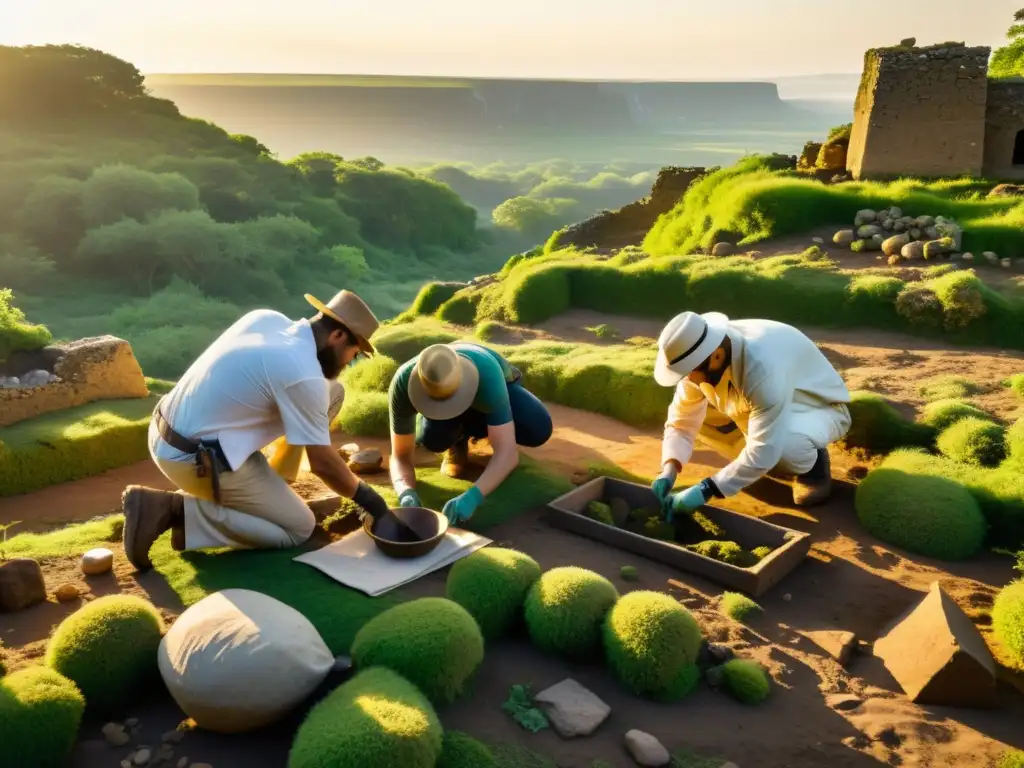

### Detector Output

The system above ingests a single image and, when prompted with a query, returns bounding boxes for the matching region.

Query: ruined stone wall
[983,80,1024,180]
[0,336,149,427]
[847,44,989,180]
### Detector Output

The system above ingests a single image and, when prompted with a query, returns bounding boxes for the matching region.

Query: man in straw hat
[387,342,553,524]
[650,311,851,519]
[120,289,392,571]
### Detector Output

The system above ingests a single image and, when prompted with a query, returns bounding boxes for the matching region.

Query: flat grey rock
[534,678,610,738]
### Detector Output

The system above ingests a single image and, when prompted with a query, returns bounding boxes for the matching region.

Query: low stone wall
[983,80,1024,181]
[0,336,149,428]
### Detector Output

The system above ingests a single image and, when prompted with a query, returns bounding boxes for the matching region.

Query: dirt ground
[2,320,1024,768]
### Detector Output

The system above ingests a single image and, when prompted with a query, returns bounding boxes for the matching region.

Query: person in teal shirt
[388,342,553,524]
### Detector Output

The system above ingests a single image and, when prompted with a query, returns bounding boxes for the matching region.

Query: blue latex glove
[398,489,422,508]
[665,483,708,522]
[651,464,679,507]
[442,486,484,525]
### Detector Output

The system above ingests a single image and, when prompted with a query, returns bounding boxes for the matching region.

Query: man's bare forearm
[389,432,418,495]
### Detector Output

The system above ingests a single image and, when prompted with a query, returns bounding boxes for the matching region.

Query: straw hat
[408,344,480,420]
[654,311,729,387]
[304,290,379,355]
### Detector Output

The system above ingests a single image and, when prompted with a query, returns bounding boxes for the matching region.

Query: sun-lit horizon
[2,0,1021,81]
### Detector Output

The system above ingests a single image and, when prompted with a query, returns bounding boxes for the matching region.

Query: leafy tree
[0,235,56,292]
[287,152,345,196]
[492,196,579,239]
[20,175,87,258]
[230,133,272,158]
[991,9,1024,78]
[81,164,201,228]
[350,156,384,171]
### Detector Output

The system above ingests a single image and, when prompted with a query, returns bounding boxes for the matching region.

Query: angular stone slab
[534,678,610,738]
[874,581,997,708]
[801,629,858,666]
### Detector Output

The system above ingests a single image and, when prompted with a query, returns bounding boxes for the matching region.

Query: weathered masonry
[847,42,1024,180]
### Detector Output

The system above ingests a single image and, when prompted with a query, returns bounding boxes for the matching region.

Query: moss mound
[351,597,484,704]
[920,398,994,432]
[855,464,986,560]
[341,354,399,393]
[602,591,703,700]
[721,592,762,623]
[843,391,935,453]
[287,666,442,768]
[993,580,1024,667]
[44,594,164,712]
[445,547,542,641]
[937,417,1007,467]
[0,666,85,768]
[720,659,771,704]
[919,375,981,402]
[1006,374,1024,400]
[437,731,498,768]
[524,567,619,659]
[687,540,758,567]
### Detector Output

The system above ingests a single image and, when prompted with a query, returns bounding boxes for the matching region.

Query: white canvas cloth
[294,527,492,596]
[157,589,334,734]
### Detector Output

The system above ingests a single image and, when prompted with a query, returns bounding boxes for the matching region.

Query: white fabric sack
[158,588,334,733]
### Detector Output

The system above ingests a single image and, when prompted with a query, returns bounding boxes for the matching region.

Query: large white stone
[534,678,610,738]
[81,548,114,575]
[624,730,671,767]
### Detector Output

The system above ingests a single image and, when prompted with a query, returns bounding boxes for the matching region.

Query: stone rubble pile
[0,368,60,389]
[831,208,986,266]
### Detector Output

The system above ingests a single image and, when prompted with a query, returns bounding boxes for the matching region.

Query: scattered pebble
[125,718,139,728]
[176,759,189,768]
[624,729,671,767]
[81,547,114,576]
[102,722,130,747]
[133,747,152,766]
[163,730,184,744]
[121,761,132,768]
[534,678,611,738]
[783,593,792,602]
[55,583,81,603]
[191,764,213,768]
[812,237,824,244]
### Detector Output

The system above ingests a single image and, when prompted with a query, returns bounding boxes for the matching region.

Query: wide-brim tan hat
[408,344,480,421]
[305,290,379,356]
[654,311,729,387]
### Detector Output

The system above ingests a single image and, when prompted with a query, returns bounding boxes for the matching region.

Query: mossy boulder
[351,597,483,705]
[524,567,619,659]
[44,594,164,712]
[0,666,85,768]
[287,667,442,768]
[719,659,771,704]
[603,591,703,700]
[437,731,498,768]
[993,580,1024,667]
[445,547,542,641]
[855,466,986,560]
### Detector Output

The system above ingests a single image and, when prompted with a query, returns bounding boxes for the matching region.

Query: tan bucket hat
[304,290,379,356]
[408,344,480,420]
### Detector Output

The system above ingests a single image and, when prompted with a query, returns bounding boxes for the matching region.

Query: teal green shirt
[389,343,517,434]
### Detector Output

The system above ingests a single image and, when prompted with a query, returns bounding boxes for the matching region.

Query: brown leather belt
[153,397,226,504]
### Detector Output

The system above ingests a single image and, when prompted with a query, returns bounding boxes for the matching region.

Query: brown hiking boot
[121,486,184,571]
[440,437,470,479]
[792,449,832,507]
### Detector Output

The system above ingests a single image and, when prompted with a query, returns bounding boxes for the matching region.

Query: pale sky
[1,1,1018,79]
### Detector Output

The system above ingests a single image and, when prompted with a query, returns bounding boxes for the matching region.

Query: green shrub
[854,463,987,560]
[1005,374,1024,400]
[335,391,389,437]
[287,666,442,768]
[437,731,498,768]
[350,597,484,704]
[445,547,542,641]
[524,567,619,659]
[602,591,703,700]
[842,391,936,453]
[721,592,762,623]
[919,376,981,402]
[920,398,994,431]
[341,354,399,393]
[44,595,164,712]
[719,659,771,705]
[937,417,1007,467]
[992,580,1024,667]
[687,540,758,567]
[0,666,85,768]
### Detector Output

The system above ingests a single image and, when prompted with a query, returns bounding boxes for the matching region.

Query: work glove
[353,481,390,521]
[442,486,484,526]
[651,463,679,507]
[665,483,708,523]
[398,489,422,508]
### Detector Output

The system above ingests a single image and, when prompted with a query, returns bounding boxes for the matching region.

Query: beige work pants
[149,381,345,551]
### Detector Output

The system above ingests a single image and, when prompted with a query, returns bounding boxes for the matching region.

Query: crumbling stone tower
[847,43,991,180]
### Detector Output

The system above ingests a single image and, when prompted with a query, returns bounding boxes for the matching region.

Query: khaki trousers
[149,381,345,551]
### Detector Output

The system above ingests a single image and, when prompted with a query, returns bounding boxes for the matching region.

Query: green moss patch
[687,540,758,568]
[999,749,1024,768]
[341,354,398,393]
[44,595,164,713]
[438,731,498,768]
[842,391,935,454]
[1005,374,1024,400]
[719,659,771,705]
[334,390,390,438]
[445,547,541,641]
[919,376,981,402]
[0,666,85,768]
[524,567,619,659]
[993,580,1024,667]
[287,667,442,768]
[721,592,763,623]
[937,417,1007,467]
[602,590,703,700]
[920,398,995,432]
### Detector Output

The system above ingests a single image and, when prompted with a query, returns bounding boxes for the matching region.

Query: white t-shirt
[152,309,332,471]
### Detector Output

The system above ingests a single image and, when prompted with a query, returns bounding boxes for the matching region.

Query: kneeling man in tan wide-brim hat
[387,342,553,525]
[120,289,392,572]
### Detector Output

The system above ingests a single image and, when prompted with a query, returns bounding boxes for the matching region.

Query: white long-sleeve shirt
[661,319,850,497]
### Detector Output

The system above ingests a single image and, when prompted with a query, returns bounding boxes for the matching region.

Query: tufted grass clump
[0,666,85,768]
[44,594,164,713]
[842,391,935,453]
[920,398,995,432]
[720,592,763,624]
[919,376,981,402]
[445,548,542,641]
[341,354,399,393]
[287,666,442,768]
[719,659,771,705]
[524,567,619,659]
[993,580,1024,667]
[437,731,498,768]
[1005,374,1024,400]
[854,462,986,560]
[687,540,758,568]
[937,417,1007,467]
[351,597,484,705]
[602,591,703,701]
